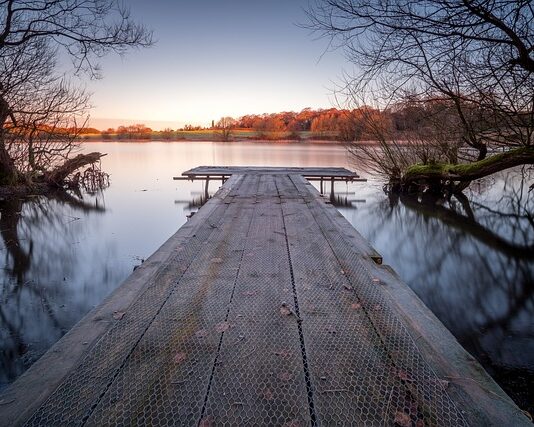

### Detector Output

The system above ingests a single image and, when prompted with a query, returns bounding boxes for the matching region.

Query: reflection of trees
[391,183,534,340]
[0,190,106,386]
[398,194,534,260]
[1,191,105,284]
[352,169,534,412]
[0,191,106,285]
[0,198,32,284]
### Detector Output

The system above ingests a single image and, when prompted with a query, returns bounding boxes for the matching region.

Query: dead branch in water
[44,152,107,188]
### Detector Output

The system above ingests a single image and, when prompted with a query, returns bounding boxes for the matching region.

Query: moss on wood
[403,146,534,184]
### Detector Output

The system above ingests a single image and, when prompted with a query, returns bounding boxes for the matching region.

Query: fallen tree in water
[343,99,534,196]
[394,146,534,194]
[0,154,109,196]
[44,152,107,188]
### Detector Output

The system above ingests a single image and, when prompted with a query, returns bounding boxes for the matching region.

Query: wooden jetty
[174,166,367,199]
[0,167,529,426]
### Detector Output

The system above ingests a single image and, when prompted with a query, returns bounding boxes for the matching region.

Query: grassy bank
[78,129,344,143]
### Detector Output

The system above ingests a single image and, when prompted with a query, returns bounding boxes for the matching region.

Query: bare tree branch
[0,1,152,189]
[307,0,534,194]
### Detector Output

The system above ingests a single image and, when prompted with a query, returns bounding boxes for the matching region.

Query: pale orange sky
[84,0,348,131]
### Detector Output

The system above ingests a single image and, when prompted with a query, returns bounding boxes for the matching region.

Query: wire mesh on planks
[23,172,468,427]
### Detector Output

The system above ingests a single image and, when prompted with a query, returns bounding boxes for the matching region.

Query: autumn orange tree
[116,124,153,140]
[216,117,237,142]
[235,108,369,140]
[0,1,152,189]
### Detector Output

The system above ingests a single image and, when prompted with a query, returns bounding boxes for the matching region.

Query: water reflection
[328,193,365,208]
[174,193,211,210]
[0,142,531,415]
[340,168,534,413]
[394,192,534,261]
[0,191,123,387]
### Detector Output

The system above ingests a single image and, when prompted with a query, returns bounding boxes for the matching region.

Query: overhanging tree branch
[307,0,534,195]
[0,1,152,190]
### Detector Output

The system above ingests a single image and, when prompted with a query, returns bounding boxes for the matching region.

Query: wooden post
[330,177,334,198]
[204,176,210,199]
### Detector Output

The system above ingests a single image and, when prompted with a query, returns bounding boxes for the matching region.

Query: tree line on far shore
[86,104,454,142]
[94,108,374,142]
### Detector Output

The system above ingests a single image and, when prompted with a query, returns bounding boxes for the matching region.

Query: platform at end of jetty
[0,167,529,426]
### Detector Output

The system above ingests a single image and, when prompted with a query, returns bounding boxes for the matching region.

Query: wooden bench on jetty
[0,167,529,426]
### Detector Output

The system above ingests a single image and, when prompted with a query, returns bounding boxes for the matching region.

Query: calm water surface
[0,141,532,414]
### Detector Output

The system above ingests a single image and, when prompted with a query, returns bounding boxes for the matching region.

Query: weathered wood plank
[289,174,532,427]
[288,174,474,426]
[85,175,261,425]
[0,173,246,427]
[201,174,311,426]
[276,174,408,425]
[21,176,252,426]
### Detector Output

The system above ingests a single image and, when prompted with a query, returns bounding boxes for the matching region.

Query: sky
[85,0,349,130]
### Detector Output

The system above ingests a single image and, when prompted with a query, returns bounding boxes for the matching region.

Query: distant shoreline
[76,129,357,144]
[79,138,351,145]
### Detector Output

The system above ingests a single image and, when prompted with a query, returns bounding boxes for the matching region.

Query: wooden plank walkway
[0,168,529,426]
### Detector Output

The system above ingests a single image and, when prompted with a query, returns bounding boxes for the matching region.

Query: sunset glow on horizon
[85,0,348,130]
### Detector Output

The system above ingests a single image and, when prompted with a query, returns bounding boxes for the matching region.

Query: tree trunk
[44,152,106,187]
[0,143,18,185]
[477,144,487,161]
[0,95,19,185]
[401,146,534,193]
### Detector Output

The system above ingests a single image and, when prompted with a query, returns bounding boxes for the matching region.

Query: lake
[0,141,532,414]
